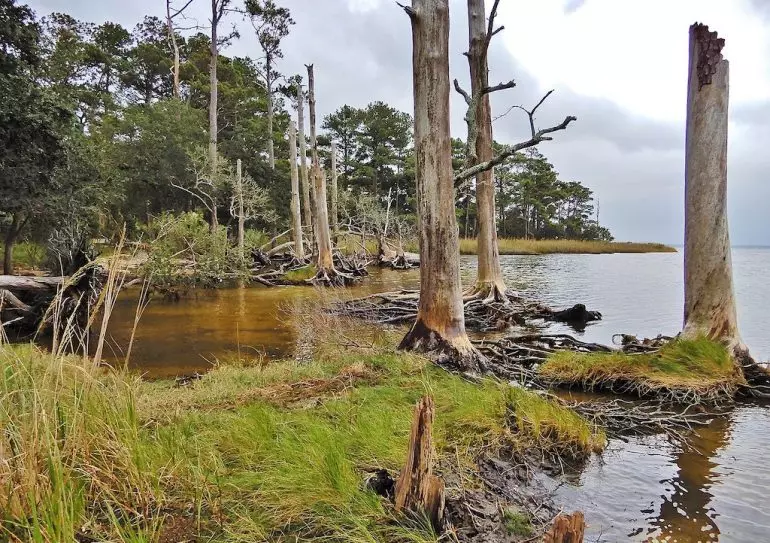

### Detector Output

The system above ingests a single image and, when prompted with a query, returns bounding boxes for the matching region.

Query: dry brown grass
[459,238,676,255]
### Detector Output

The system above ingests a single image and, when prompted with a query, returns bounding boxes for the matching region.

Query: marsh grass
[2,296,604,542]
[282,264,317,283]
[459,238,676,255]
[540,337,743,401]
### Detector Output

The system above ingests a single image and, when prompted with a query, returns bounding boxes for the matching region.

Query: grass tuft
[282,264,317,283]
[539,337,743,401]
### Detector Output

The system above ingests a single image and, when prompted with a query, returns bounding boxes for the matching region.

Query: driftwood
[0,267,105,341]
[395,396,445,531]
[543,511,585,543]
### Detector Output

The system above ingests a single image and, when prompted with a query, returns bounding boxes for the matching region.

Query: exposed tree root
[734,346,770,399]
[307,266,351,287]
[334,290,601,333]
[463,281,509,305]
[399,318,487,373]
[332,252,370,277]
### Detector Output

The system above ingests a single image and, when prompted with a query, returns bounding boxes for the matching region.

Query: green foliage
[141,211,235,287]
[503,509,533,537]
[283,264,317,283]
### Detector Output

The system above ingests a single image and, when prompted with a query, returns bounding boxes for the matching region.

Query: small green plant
[283,264,317,283]
[503,509,533,537]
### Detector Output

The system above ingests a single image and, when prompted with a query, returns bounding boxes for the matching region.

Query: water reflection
[649,416,732,541]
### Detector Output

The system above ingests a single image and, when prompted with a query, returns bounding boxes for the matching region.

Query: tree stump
[544,511,585,543]
[394,395,445,530]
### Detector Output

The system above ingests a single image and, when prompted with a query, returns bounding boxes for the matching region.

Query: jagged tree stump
[394,395,445,530]
[544,511,585,543]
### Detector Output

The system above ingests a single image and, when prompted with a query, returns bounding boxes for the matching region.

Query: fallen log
[0,275,67,291]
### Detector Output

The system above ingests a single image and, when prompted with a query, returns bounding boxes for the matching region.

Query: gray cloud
[27,0,770,245]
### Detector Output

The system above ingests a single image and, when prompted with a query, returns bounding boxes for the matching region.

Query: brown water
[107,250,770,542]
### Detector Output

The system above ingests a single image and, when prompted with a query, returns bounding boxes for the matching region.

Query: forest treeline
[0,0,610,274]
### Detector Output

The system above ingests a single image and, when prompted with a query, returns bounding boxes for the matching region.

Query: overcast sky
[26,0,770,244]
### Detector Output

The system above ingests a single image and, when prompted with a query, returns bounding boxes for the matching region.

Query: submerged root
[334,290,600,333]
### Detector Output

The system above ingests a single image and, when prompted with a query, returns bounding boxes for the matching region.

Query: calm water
[107,247,770,542]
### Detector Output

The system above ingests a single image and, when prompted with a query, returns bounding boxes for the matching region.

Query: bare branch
[169,0,195,19]
[483,79,515,94]
[483,0,502,52]
[453,79,471,105]
[396,1,416,18]
[454,114,577,184]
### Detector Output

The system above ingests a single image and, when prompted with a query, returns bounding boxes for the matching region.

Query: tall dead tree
[288,120,305,259]
[454,0,575,303]
[208,0,232,229]
[306,64,339,283]
[297,83,313,234]
[236,158,245,261]
[331,141,339,242]
[683,23,739,346]
[397,0,482,370]
[165,0,192,99]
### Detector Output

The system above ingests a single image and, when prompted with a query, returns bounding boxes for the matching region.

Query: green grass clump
[282,264,317,283]
[458,237,676,255]
[506,387,606,457]
[540,337,742,400]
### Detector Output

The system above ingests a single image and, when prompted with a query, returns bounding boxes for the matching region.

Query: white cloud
[347,0,382,14]
[498,0,770,122]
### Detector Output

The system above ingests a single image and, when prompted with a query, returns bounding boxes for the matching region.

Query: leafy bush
[141,212,237,287]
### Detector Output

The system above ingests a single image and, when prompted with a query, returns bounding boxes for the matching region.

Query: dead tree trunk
[236,159,245,262]
[208,0,225,231]
[289,120,305,260]
[394,396,445,531]
[397,0,482,371]
[297,84,313,236]
[306,64,339,283]
[683,24,739,345]
[465,0,507,303]
[331,141,339,243]
[266,56,275,170]
[544,512,585,543]
[165,0,182,99]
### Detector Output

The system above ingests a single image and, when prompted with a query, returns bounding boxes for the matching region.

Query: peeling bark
[288,121,305,259]
[683,23,739,345]
[397,0,483,371]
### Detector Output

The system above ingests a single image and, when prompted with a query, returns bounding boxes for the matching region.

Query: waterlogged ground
[108,249,770,542]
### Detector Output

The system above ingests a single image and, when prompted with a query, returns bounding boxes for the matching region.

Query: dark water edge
[105,248,770,542]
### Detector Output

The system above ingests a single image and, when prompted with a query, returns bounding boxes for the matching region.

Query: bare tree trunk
[288,120,305,259]
[236,159,245,262]
[306,64,338,281]
[297,85,312,235]
[683,24,739,345]
[166,0,181,99]
[331,141,339,243]
[398,0,481,370]
[266,57,275,170]
[208,0,219,231]
[466,0,506,302]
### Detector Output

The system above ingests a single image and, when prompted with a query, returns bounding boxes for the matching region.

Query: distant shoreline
[458,238,677,255]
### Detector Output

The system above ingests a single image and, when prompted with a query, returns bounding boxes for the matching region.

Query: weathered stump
[394,395,445,530]
[543,511,585,543]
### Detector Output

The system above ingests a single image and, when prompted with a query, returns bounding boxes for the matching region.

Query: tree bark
[331,141,339,242]
[266,56,275,170]
[683,24,739,344]
[398,0,481,370]
[297,84,313,234]
[394,396,445,531]
[306,64,337,280]
[236,158,245,262]
[465,0,506,302]
[208,0,220,231]
[288,120,305,259]
[544,512,585,543]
